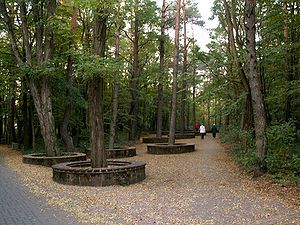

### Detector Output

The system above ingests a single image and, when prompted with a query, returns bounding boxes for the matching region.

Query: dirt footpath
[1,136,299,225]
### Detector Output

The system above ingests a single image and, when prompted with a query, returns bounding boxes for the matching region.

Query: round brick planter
[107,146,136,158]
[85,146,136,159]
[147,143,195,154]
[162,131,195,135]
[23,152,86,167]
[174,133,195,139]
[142,134,195,143]
[142,137,169,143]
[52,160,146,186]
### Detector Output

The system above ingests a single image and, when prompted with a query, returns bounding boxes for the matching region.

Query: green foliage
[26,62,61,79]
[266,121,300,184]
[75,53,121,81]
[74,0,118,12]
[232,145,259,172]
[220,125,258,171]
[266,121,296,148]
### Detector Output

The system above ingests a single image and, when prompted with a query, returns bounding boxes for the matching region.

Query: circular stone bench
[142,137,169,143]
[107,146,136,158]
[142,134,195,143]
[147,143,195,154]
[85,146,136,159]
[162,131,194,135]
[174,133,195,139]
[52,160,146,186]
[23,152,86,167]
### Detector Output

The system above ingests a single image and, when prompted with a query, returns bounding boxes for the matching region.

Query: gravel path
[1,135,299,225]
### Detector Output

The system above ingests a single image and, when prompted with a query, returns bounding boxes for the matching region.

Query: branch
[18,0,32,66]
[43,0,56,62]
[119,53,133,66]
[0,0,24,66]
[121,29,134,43]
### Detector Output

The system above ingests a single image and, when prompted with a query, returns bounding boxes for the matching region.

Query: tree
[0,0,60,156]
[128,0,140,141]
[88,10,108,168]
[109,1,121,149]
[60,3,78,152]
[156,0,166,138]
[180,0,187,133]
[245,0,267,175]
[168,0,181,145]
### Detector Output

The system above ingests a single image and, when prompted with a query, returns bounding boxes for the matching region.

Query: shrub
[266,121,300,185]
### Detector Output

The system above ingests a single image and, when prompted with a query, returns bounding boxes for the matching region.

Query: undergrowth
[221,122,300,186]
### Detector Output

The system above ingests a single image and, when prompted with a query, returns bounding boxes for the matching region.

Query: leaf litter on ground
[1,136,299,225]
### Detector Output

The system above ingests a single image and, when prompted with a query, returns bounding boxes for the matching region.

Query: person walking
[195,121,199,132]
[199,123,206,139]
[211,124,218,138]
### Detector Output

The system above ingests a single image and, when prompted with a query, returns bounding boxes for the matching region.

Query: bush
[266,121,300,185]
[220,125,243,143]
[231,145,259,172]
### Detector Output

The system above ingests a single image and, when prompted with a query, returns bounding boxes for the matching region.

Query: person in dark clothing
[211,124,218,138]
[195,121,199,132]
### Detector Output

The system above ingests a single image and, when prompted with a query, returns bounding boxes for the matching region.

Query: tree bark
[168,0,181,145]
[22,83,32,150]
[156,0,166,138]
[207,95,211,129]
[61,53,75,152]
[0,96,3,143]
[180,0,187,134]
[129,0,140,141]
[7,88,16,144]
[109,20,121,149]
[89,13,107,168]
[192,65,196,132]
[283,0,293,121]
[245,0,267,176]
[61,6,78,152]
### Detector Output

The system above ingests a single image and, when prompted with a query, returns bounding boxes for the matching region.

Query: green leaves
[75,52,122,82]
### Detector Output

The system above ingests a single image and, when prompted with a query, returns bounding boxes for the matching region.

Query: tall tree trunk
[192,37,196,132]
[192,67,196,132]
[61,6,77,152]
[30,76,60,156]
[207,95,211,129]
[7,89,16,144]
[30,0,59,156]
[109,20,121,149]
[1,0,60,156]
[180,0,187,134]
[223,0,253,130]
[156,0,166,138]
[22,84,32,150]
[168,0,181,145]
[89,13,107,168]
[61,53,75,152]
[245,0,267,176]
[0,96,3,143]
[129,0,140,141]
[283,0,294,121]
[29,97,35,150]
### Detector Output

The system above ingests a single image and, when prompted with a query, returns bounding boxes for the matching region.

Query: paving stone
[0,155,83,225]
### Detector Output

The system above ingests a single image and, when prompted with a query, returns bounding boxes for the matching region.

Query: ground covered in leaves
[1,136,299,225]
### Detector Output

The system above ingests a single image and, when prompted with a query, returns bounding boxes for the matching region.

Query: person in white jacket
[199,124,206,139]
